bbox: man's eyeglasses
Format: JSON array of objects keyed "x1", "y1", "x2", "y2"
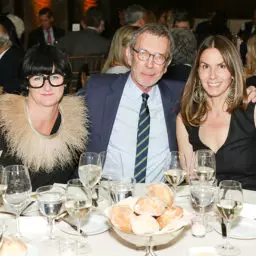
[
  {"x1": 27, "y1": 73, "x2": 65, "y2": 88},
  {"x1": 132, "y1": 48, "x2": 168, "y2": 65}
]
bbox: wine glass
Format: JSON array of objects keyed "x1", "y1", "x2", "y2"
[
  {"x1": 163, "y1": 151, "x2": 187, "y2": 194},
  {"x1": 78, "y1": 152, "x2": 102, "y2": 188},
  {"x1": 36, "y1": 185, "x2": 65, "y2": 240},
  {"x1": 65, "y1": 179, "x2": 92, "y2": 253},
  {"x1": 216, "y1": 180, "x2": 243, "y2": 255},
  {"x1": 190, "y1": 181, "x2": 217, "y2": 234},
  {"x1": 3, "y1": 165, "x2": 32, "y2": 237},
  {"x1": 190, "y1": 149, "x2": 216, "y2": 183},
  {"x1": 0, "y1": 166, "x2": 7, "y2": 206}
]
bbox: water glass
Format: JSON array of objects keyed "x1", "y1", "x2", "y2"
[
  {"x1": 190, "y1": 149, "x2": 216, "y2": 183},
  {"x1": 59, "y1": 238, "x2": 77, "y2": 256},
  {"x1": 109, "y1": 177, "x2": 135, "y2": 204},
  {"x1": 0, "y1": 166, "x2": 7, "y2": 206},
  {"x1": 36, "y1": 185, "x2": 65, "y2": 240},
  {"x1": 3, "y1": 165, "x2": 32, "y2": 237}
]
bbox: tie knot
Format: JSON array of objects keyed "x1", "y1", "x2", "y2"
[{"x1": 142, "y1": 93, "x2": 149, "y2": 102}]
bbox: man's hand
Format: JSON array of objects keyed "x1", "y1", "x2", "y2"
[{"x1": 247, "y1": 86, "x2": 256, "y2": 103}]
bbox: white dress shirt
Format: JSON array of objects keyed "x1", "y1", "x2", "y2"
[
  {"x1": 43, "y1": 27, "x2": 55, "y2": 45},
  {"x1": 106, "y1": 75, "x2": 169, "y2": 182}
]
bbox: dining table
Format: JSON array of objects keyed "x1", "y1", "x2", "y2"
[{"x1": 0, "y1": 184, "x2": 256, "y2": 256}]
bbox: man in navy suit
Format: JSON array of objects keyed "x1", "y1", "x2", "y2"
[
  {"x1": 28, "y1": 7, "x2": 65, "y2": 48},
  {"x1": 78, "y1": 23, "x2": 184, "y2": 182}
]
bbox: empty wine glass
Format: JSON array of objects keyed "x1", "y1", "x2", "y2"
[
  {"x1": 78, "y1": 152, "x2": 102, "y2": 188},
  {"x1": 65, "y1": 179, "x2": 92, "y2": 254},
  {"x1": 3, "y1": 165, "x2": 32, "y2": 237},
  {"x1": 190, "y1": 149, "x2": 216, "y2": 183},
  {"x1": 36, "y1": 185, "x2": 65, "y2": 240},
  {"x1": 163, "y1": 151, "x2": 187, "y2": 194},
  {"x1": 190, "y1": 181, "x2": 217, "y2": 234},
  {"x1": 216, "y1": 180, "x2": 243, "y2": 256}
]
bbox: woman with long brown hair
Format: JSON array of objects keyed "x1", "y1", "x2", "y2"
[{"x1": 177, "y1": 35, "x2": 256, "y2": 190}]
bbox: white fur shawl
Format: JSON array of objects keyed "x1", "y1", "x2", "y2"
[{"x1": 0, "y1": 94, "x2": 88, "y2": 173}]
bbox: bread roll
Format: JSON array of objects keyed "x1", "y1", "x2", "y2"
[
  {"x1": 110, "y1": 205, "x2": 135, "y2": 232},
  {"x1": 157, "y1": 206, "x2": 183, "y2": 229},
  {"x1": 147, "y1": 182, "x2": 174, "y2": 207},
  {"x1": 131, "y1": 215, "x2": 160, "y2": 235},
  {"x1": 134, "y1": 197, "x2": 166, "y2": 216},
  {"x1": 0, "y1": 237, "x2": 27, "y2": 256}
]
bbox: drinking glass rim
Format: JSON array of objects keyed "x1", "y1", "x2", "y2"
[{"x1": 219, "y1": 180, "x2": 242, "y2": 188}]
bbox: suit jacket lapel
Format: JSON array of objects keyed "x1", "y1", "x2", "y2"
[
  {"x1": 158, "y1": 80, "x2": 181, "y2": 151},
  {"x1": 101, "y1": 73, "x2": 129, "y2": 150}
]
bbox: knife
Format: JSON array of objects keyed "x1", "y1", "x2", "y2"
[
  {"x1": 60, "y1": 217, "x2": 88, "y2": 238},
  {"x1": 221, "y1": 218, "x2": 227, "y2": 237}
]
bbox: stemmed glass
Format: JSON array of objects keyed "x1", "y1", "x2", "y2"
[
  {"x1": 0, "y1": 166, "x2": 7, "y2": 206},
  {"x1": 3, "y1": 165, "x2": 32, "y2": 237},
  {"x1": 65, "y1": 178, "x2": 92, "y2": 253},
  {"x1": 36, "y1": 185, "x2": 65, "y2": 240},
  {"x1": 190, "y1": 180, "x2": 217, "y2": 233},
  {"x1": 163, "y1": 151, "x2": 187, "y2": 194},
  {"x1": 216, "y1": 180, "x2": 243, "y2": 256},
  {"x1": 190, "y1": 149, "x2": 216, "y2": 183},
  {"x1": 78, "y1": 152, "x2": 102, "y2": 188}
]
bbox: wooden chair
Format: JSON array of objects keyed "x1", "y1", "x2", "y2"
[{"x1": 68, "y1": 55, "x2": 106, "y2": 93}]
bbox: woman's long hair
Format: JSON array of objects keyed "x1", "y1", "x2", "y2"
[{"x1": 181, "y1": 35, "x2": 247, "y2": 127}]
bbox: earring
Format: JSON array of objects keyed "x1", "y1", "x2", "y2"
[{"x1": 193, "y1": 80, "x2": 205, "y2": 104}]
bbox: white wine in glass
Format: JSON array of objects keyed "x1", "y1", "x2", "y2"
[
  {"x1": 78, "y1": 152, "x2": 102, "y2": 188},
  {"x1": 216, "y1": 180, "x2": 243, "y2": 256},
  {"x1": 163, "y1": 151, "x2": 187, "y2": 191}
]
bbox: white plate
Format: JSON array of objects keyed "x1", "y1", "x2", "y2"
[
  {"x1": 26, "y1": 244, "x2": 39, "y2": 256},
  {"x1": 213, "y1": 217, "x2": 256, "y2": 239},
  {"x1": 57, "y1": 213, "x2": 110, "y2": 236}
]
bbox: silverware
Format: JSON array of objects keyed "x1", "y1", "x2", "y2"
[{"x1": 60, "y1": 217, "x2": 88, "y2": 238}]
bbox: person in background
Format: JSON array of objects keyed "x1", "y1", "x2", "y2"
[
  {"x1": 57, "y1": 7, "x2": 110, "y2": 56},
  {"x1": 28, "y1": 7, "x2": 65, "y2": 48},
  {"x1": 164, "y1": 28, "x2": 197, "y2": 82},
  {"x1": 102, "y1": 25, "x2": 138, "y2": 74},
  {"x1": 0, "y1": 45, "x2": 88, "y2": 190},
  {"x1": 0, "y1": 15, "x2": 24, "y2": 94},
  {"x1": 78, "y1": 23, "x2": 184, "y2": 183},
  {"x1": 245, "y1": 34, "x2": 256, "y2": 86},
  {"x1": 124, "y1": 4, "x2": 147, "y2": 27},
  {"x1": 177, "y1": 35, "x2": 256, "y2": 190},
  {"x1": 173, "y1": 9, "x2": 193, "y2": 30}
]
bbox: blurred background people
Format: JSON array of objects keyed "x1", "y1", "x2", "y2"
[
  {"x1": 57, "y1": 7, "x2": 110, "y2": 56},
  {"x1": 102, "y1": 25, "x2": 138, "y2": 74},
  {"x1": 246, "y1": 34, "x2": 256, "y2": 86},
  {"x1": 0, "y1": 15, "x2": 24, "y2": 94},
  {"x1": 164, "y1": 28, "x2": 197, "y2": 82},
  {"x1": 0, "y1": 45, "x2": 88, "y2": 190},
  {"x1": 124, "y1": 4, "x2": 147, "y2": 27},
  {"x1": 173, "y1": 9, "x2": 193, "y2": 30},
  {"x1": 28, "y1": 7, "x2": 65, "y2": 48}
]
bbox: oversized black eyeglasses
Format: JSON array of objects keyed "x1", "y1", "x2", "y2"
[
  {"x1": 27, "y1": 73, "x2": 65, "y2": 88},
  {"x1": 133, "y1": 48, "x2": 168, "y2": 65}
]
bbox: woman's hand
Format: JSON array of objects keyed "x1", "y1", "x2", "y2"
[{"x1": 247, "y1": 86, "x2": 256, "y2": 103}]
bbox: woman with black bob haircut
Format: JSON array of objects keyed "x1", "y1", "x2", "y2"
[{"x1": 0, "y1": 45, "x2": 89, "y2": 190}]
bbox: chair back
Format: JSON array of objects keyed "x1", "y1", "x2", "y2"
[{"x1": 68, "y1": 55, "x2": 105, "y2": 92}]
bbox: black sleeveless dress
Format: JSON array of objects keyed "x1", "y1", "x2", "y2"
[{"x1": 186, "y1": 103, "x2": 256, "y2": 190}]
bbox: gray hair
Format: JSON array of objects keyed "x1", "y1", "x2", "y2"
[
  {"x1": 0, "y1": 32, "x2": 12, "y2": 48},
  {"x1": 130, "y1": 23, "x2": 175, "y2": 60},
  {"x1": 171, "y1": 28, "x2": 197, "y2": 65},
  {"x1": 124, "y1": 4, "x2": 146, "y2": 25}
]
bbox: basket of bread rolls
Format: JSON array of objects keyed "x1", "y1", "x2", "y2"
[
  {"x1": 105, "y1": 182, "x2": 188, "y2": 249},
  {"x1": 0, "y1": 237, "x2": 28, "y2": 256}
]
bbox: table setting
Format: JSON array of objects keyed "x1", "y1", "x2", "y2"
[{"x1": 0, "y1": 150, "x2": 255, "y2": 256}]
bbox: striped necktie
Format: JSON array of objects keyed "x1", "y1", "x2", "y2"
[
  {"x1": 47, "y1": 28, "x2": 52, "y2": 45},
  {"x1": 134, "y1": 93, "x2": 150, "y2": 183}
]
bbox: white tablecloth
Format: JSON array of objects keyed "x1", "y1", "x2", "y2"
[{"x1": 1, "y1": 184, "x2": 256, "y2": 256}]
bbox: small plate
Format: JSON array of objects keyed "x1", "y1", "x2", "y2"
[
  {"x1": 27, "y1": 244, "x2": 39, "y2": 256},
  {"x1": 213, "y1": 217, "x2": 256, "y2": 239},
  {"x1": 57, "y1": 213, "x2": 110, "y2": 236}
]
